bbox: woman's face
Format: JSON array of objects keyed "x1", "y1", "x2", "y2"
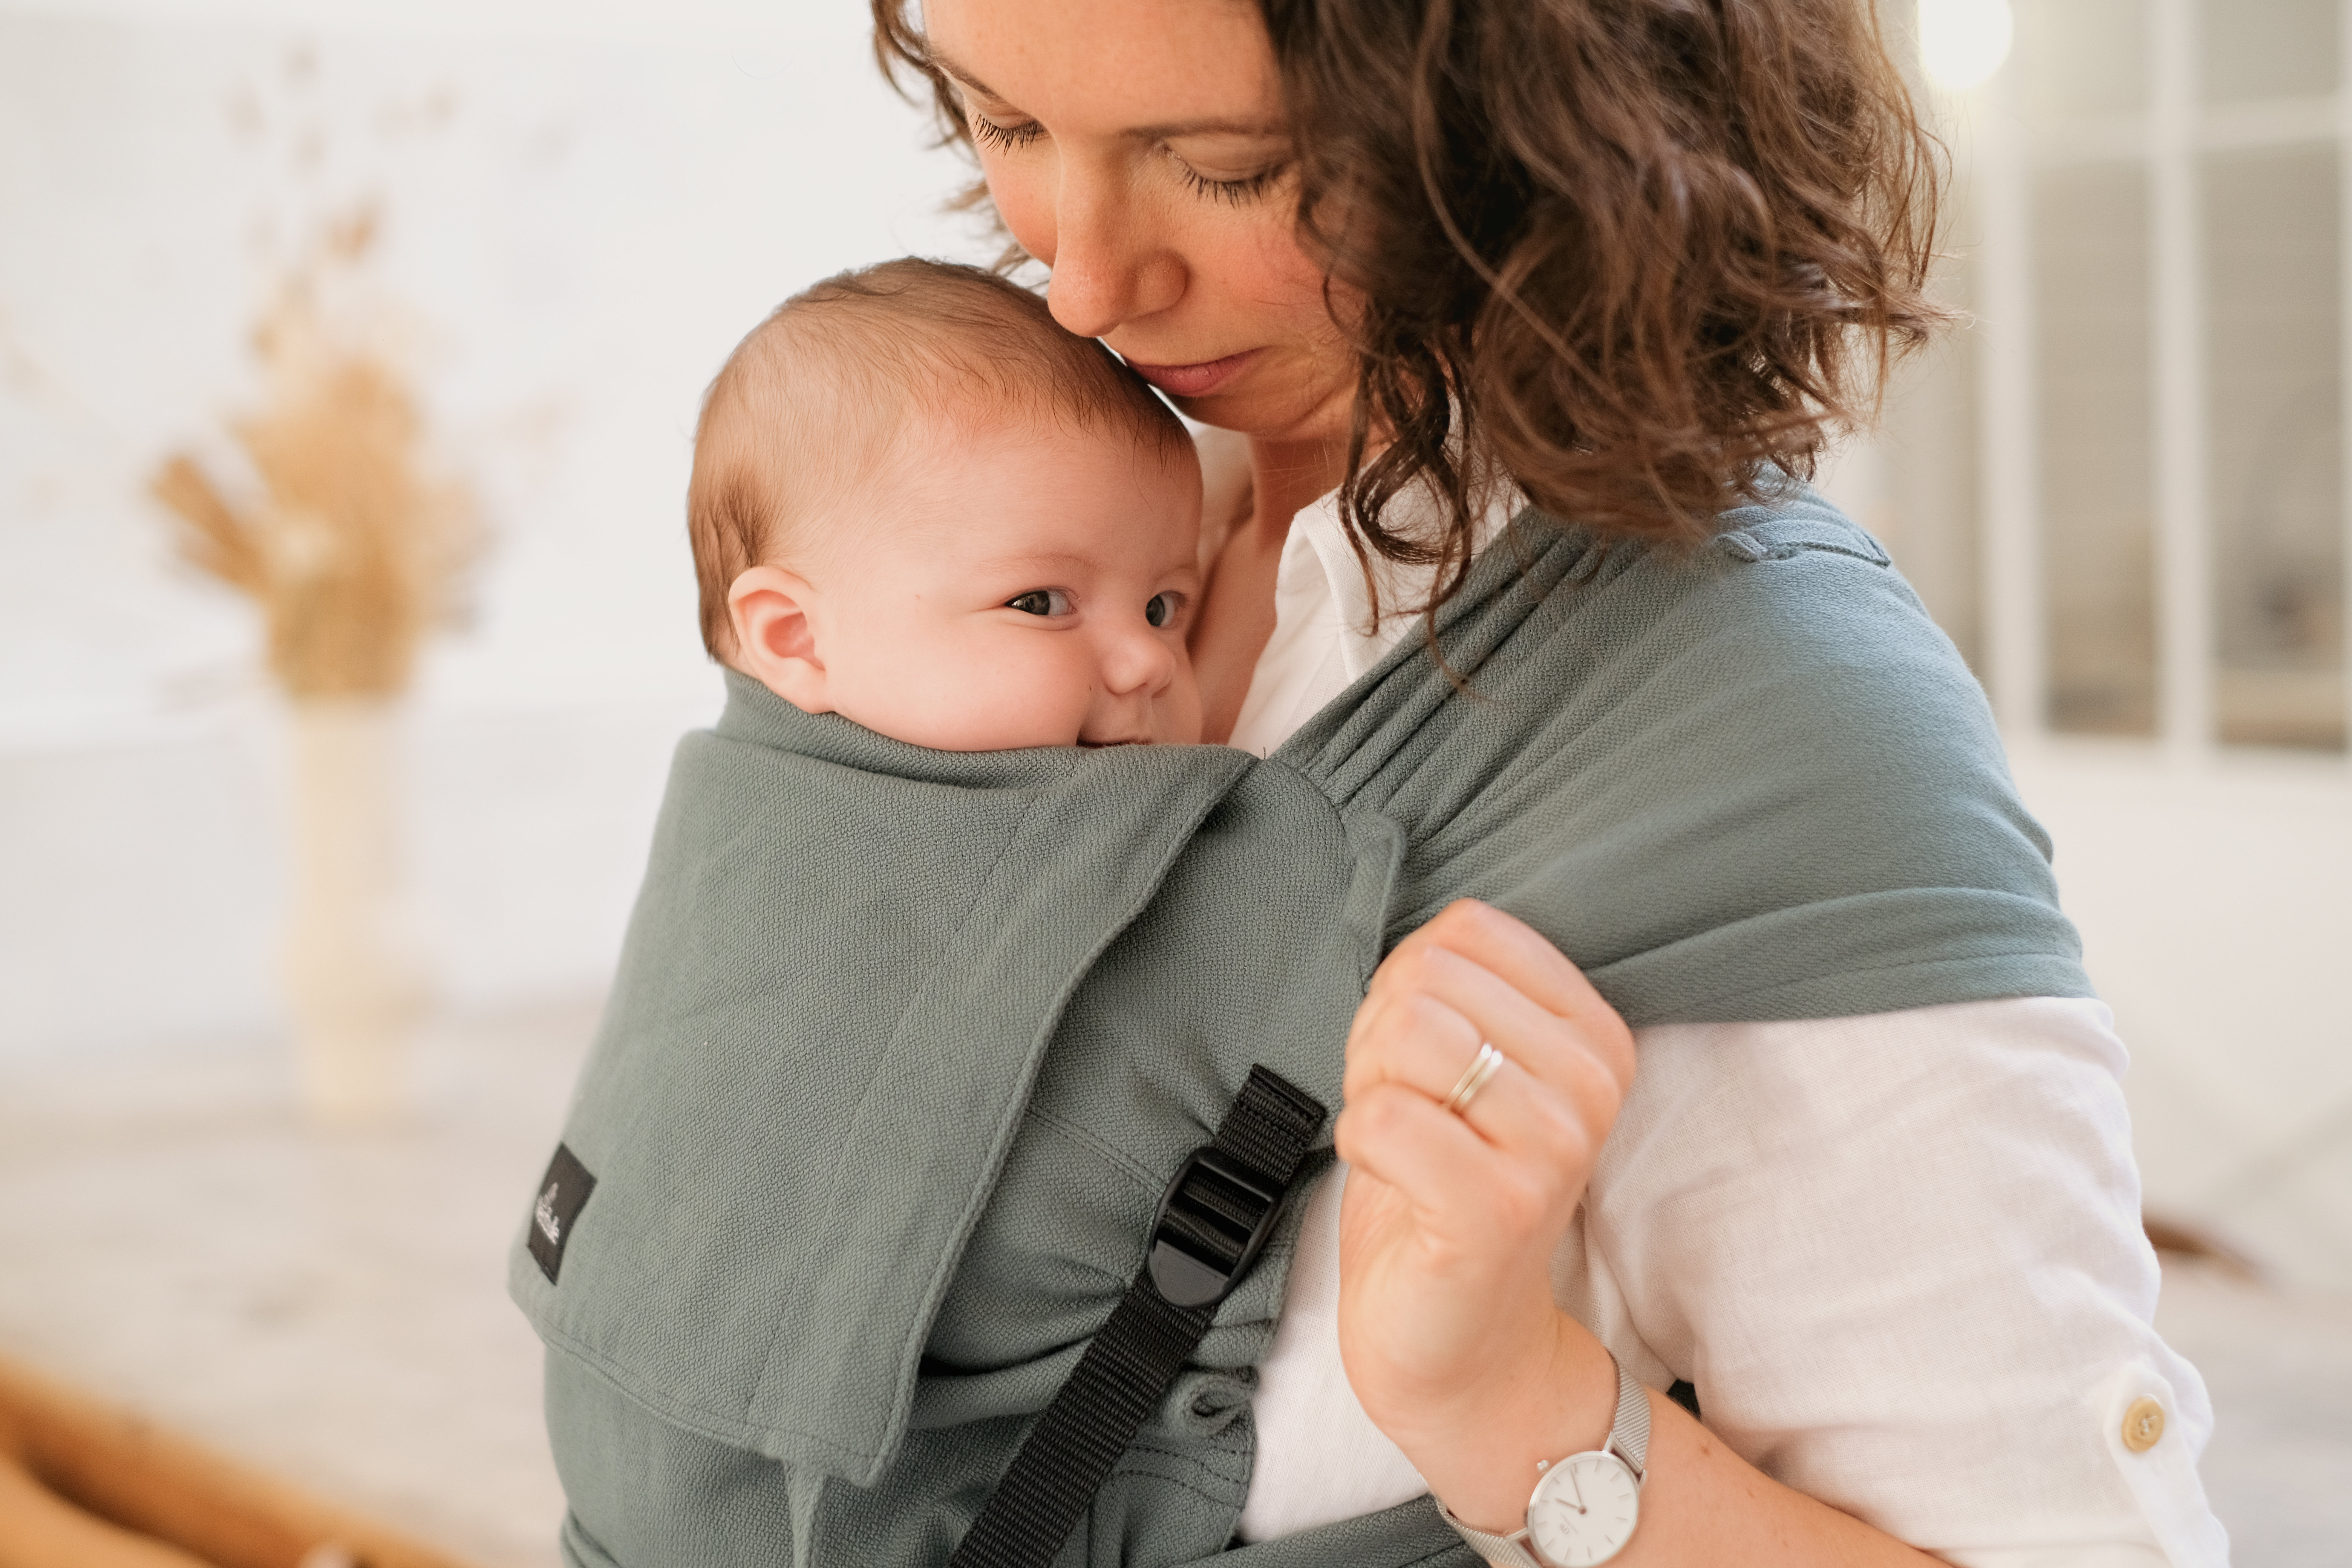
[{"x1": 920, "y1": 0, "x2": 1354, "y2": 443}]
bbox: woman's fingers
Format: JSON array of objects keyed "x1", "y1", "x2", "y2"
[
  {"x1": 1366, "y1": 1011, "x2": 1601, "y2": 1168},
  {"x1": 1383, "y1": 902, "x2": 1628, "y2": 1072},
  {"x1": 1336, "y1": 1081, "x2": 1534, "y2": 1247},
  {"x1": 1350, "y1": 918, "x2": 1631, "y2": 1125},
  {"x1": 1397, "y1": 899, "x2": 1601, "y2": 1016},
  {"x1": 1351, "y1": 1016, "x2": 1613, "y2": 1204},
  {"x1": 1349, "y1": 939, "x2": 1588, "y2": 1097},
  {"x1": 1337, "y1": 898, "x2": 1634, "y2": 1258}
]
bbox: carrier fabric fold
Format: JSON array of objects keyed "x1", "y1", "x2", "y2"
[
  {"x1": 1281, "y1": 497, "x2": 2087, "y2": 1021},
  {"x1": 513, "y1": 491, "x2": 2093, "y2": 1568}
]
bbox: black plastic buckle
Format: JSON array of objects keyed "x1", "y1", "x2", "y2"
[{"x1": 1146, "y1": 1145, "x2": 1286, "y2": 1308}]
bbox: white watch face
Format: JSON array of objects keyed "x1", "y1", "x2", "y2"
[{"x1": 1525, "y1": 1450, "x2": 1640, "y2": 1566}]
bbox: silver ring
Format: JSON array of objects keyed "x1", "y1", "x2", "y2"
[{"x1": 1442, "y1": 1041, "x2": 1506, "y2": 1116}]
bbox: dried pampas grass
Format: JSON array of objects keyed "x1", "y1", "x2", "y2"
[{"x1": 150, "y1": 210, "x2": 476, "y2": 699}]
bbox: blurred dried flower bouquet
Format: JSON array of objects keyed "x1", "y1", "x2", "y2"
[
  {"x1": 153, "y1": 206, "x2": 474, "y2": 701},
  {"x1": 150, "y1": 204, "x2": 478, "y2": 1124}
]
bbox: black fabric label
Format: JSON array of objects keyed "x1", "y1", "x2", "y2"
[{"x1": 527, "y1": 1143, "x2": 597, "y2": 1283}]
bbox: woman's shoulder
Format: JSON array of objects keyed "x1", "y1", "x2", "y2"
[
  {"x1": 1349, "y1": 485, "x2": 2091, "y2": 1025},
  {"x1": 1326, "y1": 482, "x2": 1996, "y2": 800},
  {"x1": 1574, "y1": 482, "x2": 1950, "y2": 673},
  {"x1": 1513, "y1": 483, "x2": 1995, "y2": 770}
]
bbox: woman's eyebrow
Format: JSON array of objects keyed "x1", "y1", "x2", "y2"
[
  {"x1": 926, "y1": 46, "x2": 1280, "y2": 139},
  {"x1": 1125, "y1": 117, "x2": 1286, "y2": 140},
  {"x1": 926, "y1": 45, "x2": 1004, "y2": 102}
]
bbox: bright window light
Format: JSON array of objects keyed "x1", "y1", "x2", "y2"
[{"x1": 1918, "y1": 0, "x2": 2015, "y2": 92}]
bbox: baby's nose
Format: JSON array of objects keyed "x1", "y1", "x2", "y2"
[{"x1": 1099, "y1": 620, "x2": 1177, "y2": 696}]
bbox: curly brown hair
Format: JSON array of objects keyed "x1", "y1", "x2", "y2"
[{"x1": 873, "y1": 0, "x2": 1947, "y2": 609}]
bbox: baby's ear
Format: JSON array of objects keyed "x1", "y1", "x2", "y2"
[{"x1": 727, "y1": 566, "x2": 833, "y2": 714}]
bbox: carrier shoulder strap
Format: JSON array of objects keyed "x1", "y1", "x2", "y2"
[{"x1": 948, "y1": 1066, "x2": 1328, "y2": 1568}]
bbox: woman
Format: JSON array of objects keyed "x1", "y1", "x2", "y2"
[{"x1": 871, "y1": 0, "x2": 2229, "y2": 1563}]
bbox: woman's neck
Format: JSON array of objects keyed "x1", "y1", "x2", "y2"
[
  {"x1": 1244, "y1": 433, "x2": 1350, "y2": 548},
  {"x1": 1188, "y1": 433, "x2": 1352, "y2": 744}
]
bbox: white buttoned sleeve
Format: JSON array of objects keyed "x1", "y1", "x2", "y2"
[
  {"x1": 1567, "y1": 998, "x2": 2228, "y2": 1567},
  {"x1": 1242, "y1": 1002, "x2": 2232, "y2": 1566}
]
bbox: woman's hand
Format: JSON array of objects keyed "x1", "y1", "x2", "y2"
[
  {"x1": 1333, "y1": 898, "x2": 1635, "y2": 1526},
  {"x1": 1334, "y1": 902, "x2": 1948, "y2": 1566}
]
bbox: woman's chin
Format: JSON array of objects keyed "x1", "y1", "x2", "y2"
[{"x1": 1173, "y1": 372, "x2": 1355, "y2": 448}]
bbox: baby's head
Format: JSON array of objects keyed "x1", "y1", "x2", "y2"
[{"x1": 690, "y1": 259, "x2": 1204, "y2": 750}]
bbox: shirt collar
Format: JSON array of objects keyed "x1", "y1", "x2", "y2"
[{"x1": 1275, "y1": 473, "x2": 1522, "y2": 682}]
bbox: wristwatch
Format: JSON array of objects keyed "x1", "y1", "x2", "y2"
[{"x1": 1437, "y1": 1351, "x2": 1652, "y2": 1567}]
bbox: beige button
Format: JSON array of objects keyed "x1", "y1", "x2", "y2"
[{"x1": 2122, "y1": 1396, "x2": 2166, "y2": 1452}]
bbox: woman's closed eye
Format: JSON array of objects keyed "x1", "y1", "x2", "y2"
[
  {"x1": 1006, "y1": 588, "x2": 1074, "y2": 618},
  {"x1": 966, "y1": 100, "x2": 1284, "y2": 206},
  {"x1": 1165, "y1": 150, "x2": 1286, "y2": 205},
  {"x1": 969, "y1": 110, "x2": 1044, "y2": 154}
]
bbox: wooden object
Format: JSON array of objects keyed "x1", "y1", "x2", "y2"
[{"x1": 0, "y1": 1355, "x2": 479, "y2": 1568}]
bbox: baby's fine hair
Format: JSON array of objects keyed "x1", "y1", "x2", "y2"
[{"x1": 688, "y1": 257, "x2": 1193, "y2": 660}]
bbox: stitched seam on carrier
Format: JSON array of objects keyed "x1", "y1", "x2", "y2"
[
  {"x1": 1027, "y1": 1106, "x2": 1166, "y2": 1193},
  {"x1": 539, "y1": 1324, "x2": 879, "y2": 1467}
]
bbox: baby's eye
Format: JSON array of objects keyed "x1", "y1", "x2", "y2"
[
  {"x1": 1145, "y1": 591, "x2": 1183, "y2": 629},
  {"x1": 1007, "y1": 589, "x2": 1073, "y2": 617}
]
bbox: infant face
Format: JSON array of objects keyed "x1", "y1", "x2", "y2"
[{"x1": 732, "y1": 414, "x2": 1205, "y2": 751}]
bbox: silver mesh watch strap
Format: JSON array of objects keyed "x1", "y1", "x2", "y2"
[
  {"x1": 1438, "y1": 1351, "x2": 1651, "y2": 1567},
  {"x1": 1608, "y1": 1353, "x2": 1651, "y2": 1478},
  {"x1": 1438, "y1": 1520, "x2": 1545, "y2": 1568}
]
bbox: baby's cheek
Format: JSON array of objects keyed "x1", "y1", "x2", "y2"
[
  {"x1": 845, "y1": 638, "x2": 1081, "y2": 751},
  {"x1": 953, "y1": 684, "x2": 1088, "y2": 751},
  {"x1": 969, "y1": 646, "x2": 1096, "y2": 750},
  {"x1": 1159, "y1": 663, "x2": 1206, "y2": 746}
]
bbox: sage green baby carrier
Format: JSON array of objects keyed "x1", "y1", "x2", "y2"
[{"x1": 511, "y1": 495, "x2": 2090, "y2": 1568}]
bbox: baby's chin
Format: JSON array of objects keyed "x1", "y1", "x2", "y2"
[{"x1": 1077, "y1": 718, "x2": 1204, "y2": 749}]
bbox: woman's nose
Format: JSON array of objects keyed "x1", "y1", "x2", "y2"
[{"x1": 1043, "y1": 162, "x2": 1185, "y2": 340}]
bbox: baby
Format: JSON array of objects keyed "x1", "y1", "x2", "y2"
[
  {"x1": 686, "y1": 257, "x2": 1206, "y2": 750},
  {"x1": 518, "y1": 262, "x2": 1283, "y2": 1562}
]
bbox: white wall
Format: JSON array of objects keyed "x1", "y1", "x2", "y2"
[
  {"x1": 0, "y1": 1, "x2": 987, "y2": 1052},
  {"x1": 2014, "y1": 749, "x2": 2352, "y2": 1290}
]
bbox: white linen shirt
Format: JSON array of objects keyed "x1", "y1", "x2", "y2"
[{"x1": 1215, "y1": 459, "x2": 2231, "y2": 1566}]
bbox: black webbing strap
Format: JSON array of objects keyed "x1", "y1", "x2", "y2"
[{"x1": 948, "y1": 1066, "x2": 1327, "y2": 1568}]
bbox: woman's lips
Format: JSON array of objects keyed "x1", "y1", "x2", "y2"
[{"x1": 1122, "y1": 349, "x2": 1261, "y2": 400}]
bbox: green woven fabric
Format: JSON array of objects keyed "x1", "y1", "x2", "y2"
[{"x1": 512, "y1": 495, "x2": 2089, "y2": 1568}]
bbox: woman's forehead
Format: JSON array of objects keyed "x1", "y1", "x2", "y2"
[{"x1": 922, "y1": 0, "x2": 1279, "y2": 126}]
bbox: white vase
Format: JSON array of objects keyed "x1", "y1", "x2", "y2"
[{"x1": 282, "y1": 697, "x2": 425, "y2": 1125}]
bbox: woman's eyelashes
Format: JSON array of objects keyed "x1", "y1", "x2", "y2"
[
  {"x1": 1167, "y1": 153, "x2": 1286, "y2": 206},
  {"x1": 968, "y1": 110, "x2": 1044, "y2": 154},
  {"x1": 965, "y1": 104, "x2": 1285, "y2": 206}
]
